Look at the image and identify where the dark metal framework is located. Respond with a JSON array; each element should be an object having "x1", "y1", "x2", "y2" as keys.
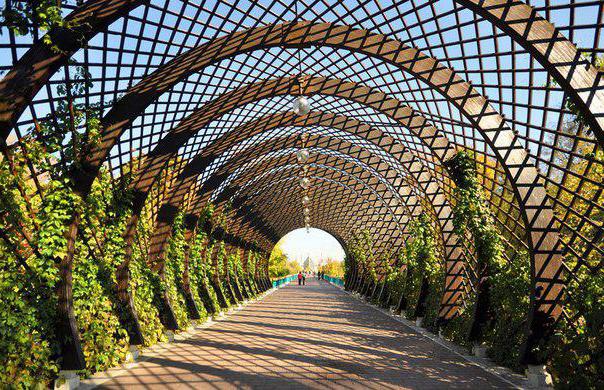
[{"x1": 0, "y1": 0, "x2": 602, "y2": 374}]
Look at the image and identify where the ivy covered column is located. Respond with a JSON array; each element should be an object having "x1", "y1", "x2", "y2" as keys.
[
  {"x1": 352, "y1": 258, "x2": 364, "y2": 293},
  {"x1": 354, "y1": 259, "x2": 365, "y2": 293},
  {"x1": 219, "y1": 242, "x2": 236, "y2": 304},
  {"x1": 343, "y1": 250, "x2": 356, "y2": 290},
  {"x1": 444, "y1": 151, "x2": 503, "y2": 349},
  {"x1": 225, "y1": 245, "x2": 243, "y2": 302},
  {"x1": 397, "y1": 215, "x2": 439, "y2": 325},
  {"x1": 180, "y1": 215, "x2": 202, "y2": 320},
  {"x1": 347, "y1": 230, "x2": 374, "y2": 295},
  {"x1": 394, "y1": 260, "x2": 413, "y2": 315},
  {"x1": 240, "y1": 247, "x2": 255, "y2": 297},
  {"x1": 251, "y1": 251, "x2": 263, "y2": 292},
  {"x1": 155, "y1": 211, "x2": 187, "y2": 331},
  {"x1": 195, "y1": 229, "x2": 221, "y2": 316},
  {"x1": 234, "y1": 247, "x2": 250, "y2": 300},
  {"x1": 209, "y1": 237, "x2": 230, "y2": 309},
  {"x1": 115, "y1": 245, "x2": 146, "y2": 346},
  {"x1": 246, "y1": 249, "x2": 259, "y2": 294},
  {"x1": 384, "y1": 253, "x2": 406, "y2": 311},
  {"x1": 256, "y1": 252, "x2": 270, "y2": 291},
  {"x1": 377, "y1": 256, "x2": 394, "y2": 307}
]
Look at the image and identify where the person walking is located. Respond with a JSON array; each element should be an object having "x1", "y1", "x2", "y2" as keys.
[
  {"x1": 302, "y1": 272, "x2": 306, "y2": 285},
  {"x1": 298, "y1": 272, "x2": 303, "y2": 286}
]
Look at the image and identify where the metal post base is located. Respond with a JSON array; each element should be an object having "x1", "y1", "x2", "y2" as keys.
[
  {"x1": 54, "y1": 370, "x2": 80, "y2": 390},
  {"x1": 472, "y1": 343, "x2": 488, "y2": 358},
  {"x1": 526, "y1": 365, "x2": 553, "y2": 389}
]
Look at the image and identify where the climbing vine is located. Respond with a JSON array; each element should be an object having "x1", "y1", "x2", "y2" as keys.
[
  {"x1": 403, "y1": 214, "x2": 439, "y2": 319},
  {"x1": 383, "y1": 252, "x2": 406, "y2": 309},
  {"x1": 0, "y1": 0, "x2": 91, "y2": 53},
  {"x1": 194, "y1": 203, "x2": 221, "y2": 312},
  {"x1": 129, "y1": 187, "x2": 166, "y2": 347},
  {"x1": 445, "y1": 150, "x2": 505, "y2": 273},
  {"x1": 0, "y1": 66, "x2": 133, "y2": 383},
  {"x1": 0, "y1": 137, "x2": 60, "y2": 386},
  {"x1": 72, "y1": 168, "x2": 132, "y2": 375},
  {"x1": 247, "y1": 250, "x2": 258, "y2": 294},
  {"x1": 214, "y1": 240, "x2": 232, "y2": 306},
  {"x1": 487, "y1": 251, "x2": 531, "y2": 371},
  {"x1": 443, "y1": 150, "x2": 524, "y2": 362},
  {"x1": 346, "y1": 230, "x2": 374, "y2": 293},
  {"x1": 189, "y1": 227, "x2": 219, "y2": 315},
  {"x1": 186, "y1": 228, "x2": 208, "y2": 322},
  {"x1": 164, "y1": 211, "x2": 191, "y2": 329},
  {"x1": 231, "y1": 251, "x2": 248, "y2": 298}
]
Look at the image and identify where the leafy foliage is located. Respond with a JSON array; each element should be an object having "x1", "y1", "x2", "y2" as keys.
[
  {"x1": 269, "y1": 243, "x2": 300, "y2": 278},
  {"x1": 443, "y1": 150, "x2": 526, "y2": 366},
  {"x1": 213, "y1": 240, "x2": 232, "y2": 305},
  {"x1": 383, "y1": 254, "x2": 406, "y2": 308},
  {"x1": 445, "y1": 151, "x2": 504, "y2": 273},
  {"x1": 1, "y1": 0, "x2": 63, "y2": 37},
  {"x1": 186, "y1": 229, "x2": 209, "y2": 321},
  {"x1": 0, "y1": 143, "x2": 60, "y2": 385},
  {"x1": 188, "y1": 230, "x2": 219, "y2": 314},
  {"x1": 318, "y1": 259, "x2": 344, "y2": 278},
  {"x1": 545, "y1": 149, "x2": 603, "y2": 387},
  {"x1": 403, "y1": 214, "x2": 439, "y2": 318},
  {"x1": 345, "y1": 230, "x2": 375, "y2": 292},
  {"x1": 0, "y1": 0, "x2": 89, "y2": 52},
  {"x1": 163, "y1": 211, "x2": 191, "y2": 329},
  {"x1": 129, "y1": 194, "x2": 166, "y2": 346},
  {"x1": 487, "y1": 251, "x2": 531, "y2": 371},
  {"x1": 0, "y1": 67, "x2": 132, "y2": 384},
  {"x1": 72, "y1": 169, "x2": 132, "y2": 375}
]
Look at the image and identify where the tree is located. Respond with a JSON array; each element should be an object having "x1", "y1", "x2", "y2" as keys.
[
  {"x1": 318, "y1": 259, "x2": 344, "y2": 277},
  {"x1": 268, "y1": 243, "x2": 300, "y2": 278}
]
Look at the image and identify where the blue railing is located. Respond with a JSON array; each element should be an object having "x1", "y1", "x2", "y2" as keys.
[
  {"x1": 324, "y1": 275, "x2": 344, "y2": 286},
  {"x1": 272, "y1": 274, "x2": 296, "y2": 287}
]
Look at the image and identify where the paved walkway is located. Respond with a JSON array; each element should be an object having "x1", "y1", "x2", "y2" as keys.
[{"x1": 96, "y1": 278, "x2": 512, "y2": 389}]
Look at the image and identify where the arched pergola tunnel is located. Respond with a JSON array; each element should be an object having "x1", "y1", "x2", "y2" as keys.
[{"x1": 0, "y1": 0, "x2": 602, "y2": 387}]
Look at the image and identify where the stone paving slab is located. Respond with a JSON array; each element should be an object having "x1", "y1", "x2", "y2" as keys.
[{"x1": 95, "y1": 278, "x2": 515, "y2": 389}]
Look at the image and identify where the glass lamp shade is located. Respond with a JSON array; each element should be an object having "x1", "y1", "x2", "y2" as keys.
[
  {"x1": 303, "y1": 207, "x2": 310, "y2": 215},
  {"x1": 299, "y1": 177, "x2": 310, "y2": 189},
  {"x1": 302, "y1": 195, "x2": 310, "y2": 205},
  {"x1": 296, "y1": 149, "x2": 310, "y2": 164},
  {"x1": 293, "y1": 96, "x2": 310, "y2": 116}
]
